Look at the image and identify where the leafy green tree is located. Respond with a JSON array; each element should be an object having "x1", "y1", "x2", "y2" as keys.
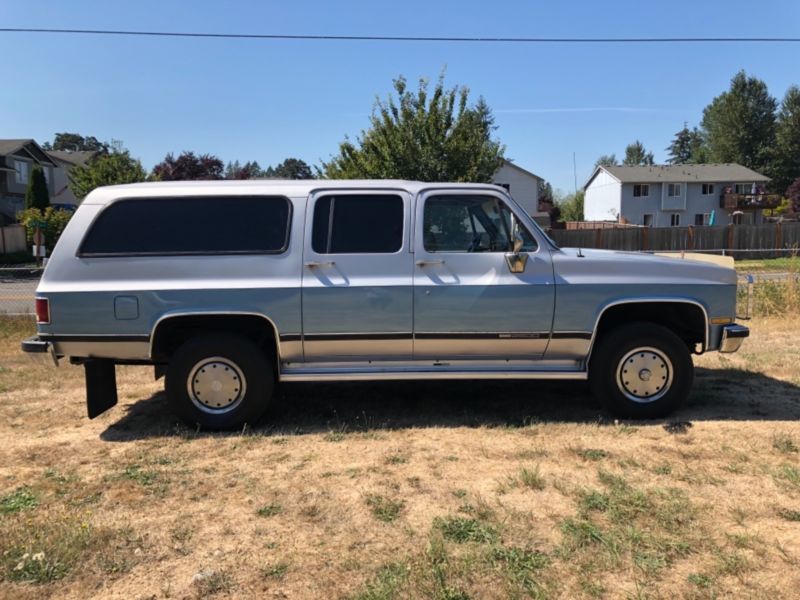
[
  {"x1": 18, "y1": 206, "x2": 72, "y2": 249},
  {"x1": 701, "y1": 71, "x2": 777, "y2": 173},
  {"x1": 594, "y1": 154, "x2": 618, "y2": 168},
  {"x1": 265, "y1": 158, "x2": 314, "y2": 179},
  {"x1": 42, "y1": 133, "x2": 108, "y2": 153},
  {"x1": 623, "y1": 140, "x2": 655, "y2": 166},
  {"x1": 537, "y1": 180, "x2": 554, "y2": 207},
  {"x1": 68, "y1": 146, "x2": 147, "y2": 200},
  {"x1": 322, "y1": 74, "x2": 505, "y2": 182},
  {"x1": 667, "y1": 124, "x2": 707, "y2": 164},
  {"x1": 24, "y1": 165, "x2": 50, "y2": 210},
  {"x1": 558, "y1": 191, "x2": 584, "y2": 222},
  {"x1": 773, "y1": 86, "x2": 800, "y2": 194}
]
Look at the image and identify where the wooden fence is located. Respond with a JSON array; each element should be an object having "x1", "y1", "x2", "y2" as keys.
[
  {"x1": 549, "y1": 223, "x2": 800, "y2": 257},
  {"x1": 0, "y1": 225, "x2": 26, "y2": 255}
]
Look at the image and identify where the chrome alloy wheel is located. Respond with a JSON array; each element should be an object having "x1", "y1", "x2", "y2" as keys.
[
  {"x1": 615, "y1": 346, "x2": 673, "y2": 404},
  {"x1": 186, "y1": 356, "x2": 247, "y2": 414}
]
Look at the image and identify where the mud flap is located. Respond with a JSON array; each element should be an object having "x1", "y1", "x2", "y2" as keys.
[{"x1": 85, "y1": 359, "x2": 118, "y2": 419}]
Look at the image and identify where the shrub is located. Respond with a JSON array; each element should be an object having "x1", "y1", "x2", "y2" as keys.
[{"x1": 17, "y1": 207, "x2": 73, "y2": 251}]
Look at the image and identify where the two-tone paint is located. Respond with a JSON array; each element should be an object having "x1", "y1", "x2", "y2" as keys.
[{"x1": 31, "y1": 179, "x2": 741, "y2": 381}]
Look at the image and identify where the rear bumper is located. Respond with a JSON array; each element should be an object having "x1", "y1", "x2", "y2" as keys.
[
  {"x1": 21, "y1": 335, "x2": 50, "y2": 354},
  {"x1": 719, "y1": 324, "x2": 749, "y2": 353},
  {"x1": 21, "y1": 335, "x2": 59, "y2": 366}
]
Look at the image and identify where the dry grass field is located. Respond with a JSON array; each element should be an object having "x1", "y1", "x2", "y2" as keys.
[{"x1": 0, "y1": 317, "x2": 799, "y2": 600}]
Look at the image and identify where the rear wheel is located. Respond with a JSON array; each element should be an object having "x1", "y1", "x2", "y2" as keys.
[
  {"x1": 165, "y1": 333, "x2": 273, "y2": 429},
  {"x1": 589, "y1": 322, "x2": 693, "y2": 419}
]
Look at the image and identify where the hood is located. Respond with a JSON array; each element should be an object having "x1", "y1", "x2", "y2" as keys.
[{"x1": 553, "y1": 247, "x2": 738, "y2": 285}]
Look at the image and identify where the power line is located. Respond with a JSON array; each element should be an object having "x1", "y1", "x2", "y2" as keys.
[{"x1": 1, "y1": 28, "x2": 799, "y2": 44}]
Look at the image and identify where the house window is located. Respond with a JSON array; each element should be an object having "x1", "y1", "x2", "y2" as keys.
[
  {"x1": 42, "y1": 167, "x2": 50, "y2": 186},
  {"x1": 701, "y1": 184, "x2": 715, "y2": 195},
  {"x1": 670, "y1": 214, "x2": 681, "y2": 227},
  {"x1": 633, "y1": 184, "x2": 649, "y2": 197},
  {"x1": 694, "y1": 213, "x2": 710, "y2": 226},
  {"x1": 734, "y1": 183, "x2": 752, "y2": 195},
  {"x1": 643, "y1": 214, "x2": 653, "y2": 227},
  {"x1": 14, "y1": 160, "x2": 28, "y2": 184},
  {"x1": 667, "y1": 183, "x2": 682, "y2": 197}
]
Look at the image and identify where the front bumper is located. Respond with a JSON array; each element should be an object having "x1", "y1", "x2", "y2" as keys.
[{"x1": 719, "y1": 324, "x2": 749, "y2": 353}]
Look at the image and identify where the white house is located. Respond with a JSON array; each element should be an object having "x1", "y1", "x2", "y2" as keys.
[
  {"x1": 584, "y1": 164, "x2": 773, "y2": 227},
  {"x1": 491, "y1": 160, "x2": 545, "y2": 219}
]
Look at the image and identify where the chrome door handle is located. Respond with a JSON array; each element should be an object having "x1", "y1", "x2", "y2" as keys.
[
  {"x1": 415, "y1": 259, "x2": 445, "y2": 267},
  {"x1": 305, "y1": 261, "x2": 336, "y2": 268}
]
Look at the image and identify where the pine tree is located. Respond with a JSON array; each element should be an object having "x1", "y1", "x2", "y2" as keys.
[
  {"x1": 24, "y1": 165, "x2": 50, "y2": 211},
  {"x1": 623, "y1": 141, "x2": 655, "y2": 166}
]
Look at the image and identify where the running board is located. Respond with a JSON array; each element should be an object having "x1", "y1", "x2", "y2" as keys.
[{"x1": 279, "y1": 362, "x2": 587, "y2": 382}]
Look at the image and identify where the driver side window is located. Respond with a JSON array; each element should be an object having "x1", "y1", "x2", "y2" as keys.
[{"x1": 423, "y1": 195, "x2": 537, "y2": 253}]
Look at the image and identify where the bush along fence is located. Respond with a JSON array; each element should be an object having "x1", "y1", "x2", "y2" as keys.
[{"x1": 549, "y1": 222, "x2": 800, "y2": 258}]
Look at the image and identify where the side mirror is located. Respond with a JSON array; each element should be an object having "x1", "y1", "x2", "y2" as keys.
[{"x1": 505, "y1": 218, "x2": 528, "y2": 273}]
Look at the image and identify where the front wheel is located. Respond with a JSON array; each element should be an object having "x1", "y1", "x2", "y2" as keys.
[
  {"x1": 165, "y1": 333, "x2": 273, "y2": 429},
  {"x1": 589, "y1": 323, "x2": 693, "y2": 419}
]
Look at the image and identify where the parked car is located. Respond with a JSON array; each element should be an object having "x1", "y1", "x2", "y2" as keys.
[{"x1": 21, "y1": 180, "x2": 748, "y2": 428}]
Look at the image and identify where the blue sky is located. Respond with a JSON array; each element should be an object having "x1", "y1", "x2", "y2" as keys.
[{"x1": 2, "y1": 0, "x2": 799, "y2": 193}]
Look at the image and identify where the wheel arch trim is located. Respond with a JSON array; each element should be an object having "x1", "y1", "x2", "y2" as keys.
[
  {"x1": 149, "y1": 311, "x2": 283, "y2": 371},
  {"x1": 586, "y1": 297, "x2": 709, "y2": 366}
]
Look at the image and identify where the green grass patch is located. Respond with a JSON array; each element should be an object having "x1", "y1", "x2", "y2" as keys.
[
  {"x1": 774, "y1": 464, "x2": 800, "y2": 489},
  {"x1": 351, "y1": 562, "x2": 408, "y2": 600},
  {"x1": 576, "y1": 448, "x2": 610, "y2": 461},
  {"x1": 0, "y1": 487, "x2": 38, "y2": 514},
  {"x1": 772, "y1": 433, "x2": 799, "y2": 454},
  {"x1": 560, "y1": 470, "x2": 698, "y2": 579},
  {"x1": 366, "y1": 495, "x2": 404, "y2": 523},
  {"x1": 487, "y1": 546, "x2": 550, "y2": 597},
  {"x1": 256, "y1": 503, "x2": 283, "y2": 518},
  {"x1": 519, "y1": 466, "x2": 546, "y2": 490},
  {"x1": 121, "y1": 464, "x2": 159, "y2": 487},
  {"x1": 433, "y1": 516, "x2": 498, "y2": 544},
  {"x1": 261, "y1": 561, "x2": 289, "y2": 580},
  {"x1": 777, "y1": 507, "x2": 800, "y2": 522}
]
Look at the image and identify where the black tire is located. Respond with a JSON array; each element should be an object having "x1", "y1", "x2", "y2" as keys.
[
  {"x1": 165, "y1": 333, "x2": 273, "y2": 429},
  {"x1": 589, "y1": 322, "x2": 693, "y2": 419}
]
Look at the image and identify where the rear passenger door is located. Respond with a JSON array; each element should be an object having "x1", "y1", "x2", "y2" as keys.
[{"x1": 301, "y1": 190, "x2": 413, "y2": 361}]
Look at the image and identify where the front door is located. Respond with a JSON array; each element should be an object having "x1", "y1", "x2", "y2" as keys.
[
  {"x1": 301, "y1": 190, "x2": 413, "y2": 361},
  {"x1": 413, "y1": 190, "x2": 555, "y2": 359}
]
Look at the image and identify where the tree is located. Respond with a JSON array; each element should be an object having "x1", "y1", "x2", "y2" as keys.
[
  {"x1": 667, "y1": 124, "x2": 707, "y2": 164},
  {"x1": 773, "y1": 86, "x2": 800, "y2": 195},
  {"x1": 225, "y1": 160, "x2": 264, "y2": 180},
  {"x1": 151, "y1": 152, "x2": 224, "y2": 181},
  {"x1": 68, "y1": 146, "x2": 147, "y2": 200},
  {"x1": 264, "y1": 158, "x2": 314, "y2": 179},
  {"x1": 558, "y1": 190, "x2": 584, "y2": 222},
  {"x1": 42, "y1": 132, "x2": 109, "y2": 153},
  {"x1": 623, "y1": 140, "x2": 655, "y2": 166},
  {"x1": 322, "y1": 74, "x2": 505, "y2": 182},
  {"x1": 24, "y1": 165, "x2": 50, "y2": 210},
  {"x1": 537, "y1": 180, "x2": 554, "y2": 208},
  {"x1": 701, "y1": 71, "x2": 777, "y2": 173},
  {"x1": 787, "y1": 176, "x2": 800, "y2": 213},
  {"x1": 595, "y1": 154, "x2": 618, "y2": 168}
]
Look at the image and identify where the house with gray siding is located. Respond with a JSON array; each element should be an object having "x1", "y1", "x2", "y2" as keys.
[
  {"x1": 0, "y1": 139, "x2": 58, "y2": 224},
  {"x1": 583, "y1": 164, "x2": 773, "y2": 227}
]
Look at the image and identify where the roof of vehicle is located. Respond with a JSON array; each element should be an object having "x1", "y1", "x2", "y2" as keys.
[{"x1": 81, "y1": 179, "x2": 509, "y2": 204}]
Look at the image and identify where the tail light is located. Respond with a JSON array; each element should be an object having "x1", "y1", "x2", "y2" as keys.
[{"x1": 35, "y1": 297, "x2": 50, "y2": 324}]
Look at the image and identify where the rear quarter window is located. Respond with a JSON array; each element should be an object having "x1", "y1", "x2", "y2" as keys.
[{"x1": 79, "y1": 196, "x2": 291, "y2": 256}]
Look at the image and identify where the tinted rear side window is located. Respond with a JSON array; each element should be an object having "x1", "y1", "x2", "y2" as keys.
[
  {"x1": 312, "y1": 194, "x2": 403, "y2": 254},
  {"x1": 80, "y1": 196, "x2": 291, "y2": 255}
]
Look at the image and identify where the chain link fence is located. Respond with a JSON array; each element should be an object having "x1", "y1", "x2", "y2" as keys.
[{"x1": 0, "y1": 266, "x2": 43, "y2": 315}]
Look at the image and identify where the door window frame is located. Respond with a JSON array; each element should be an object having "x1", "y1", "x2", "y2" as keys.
[
  {"x1": 414, "y1": 188, "x2": 544, "y2": 257},
  {"x1": 304, "y1": 188, "x2": 412, "y2": 258}
]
